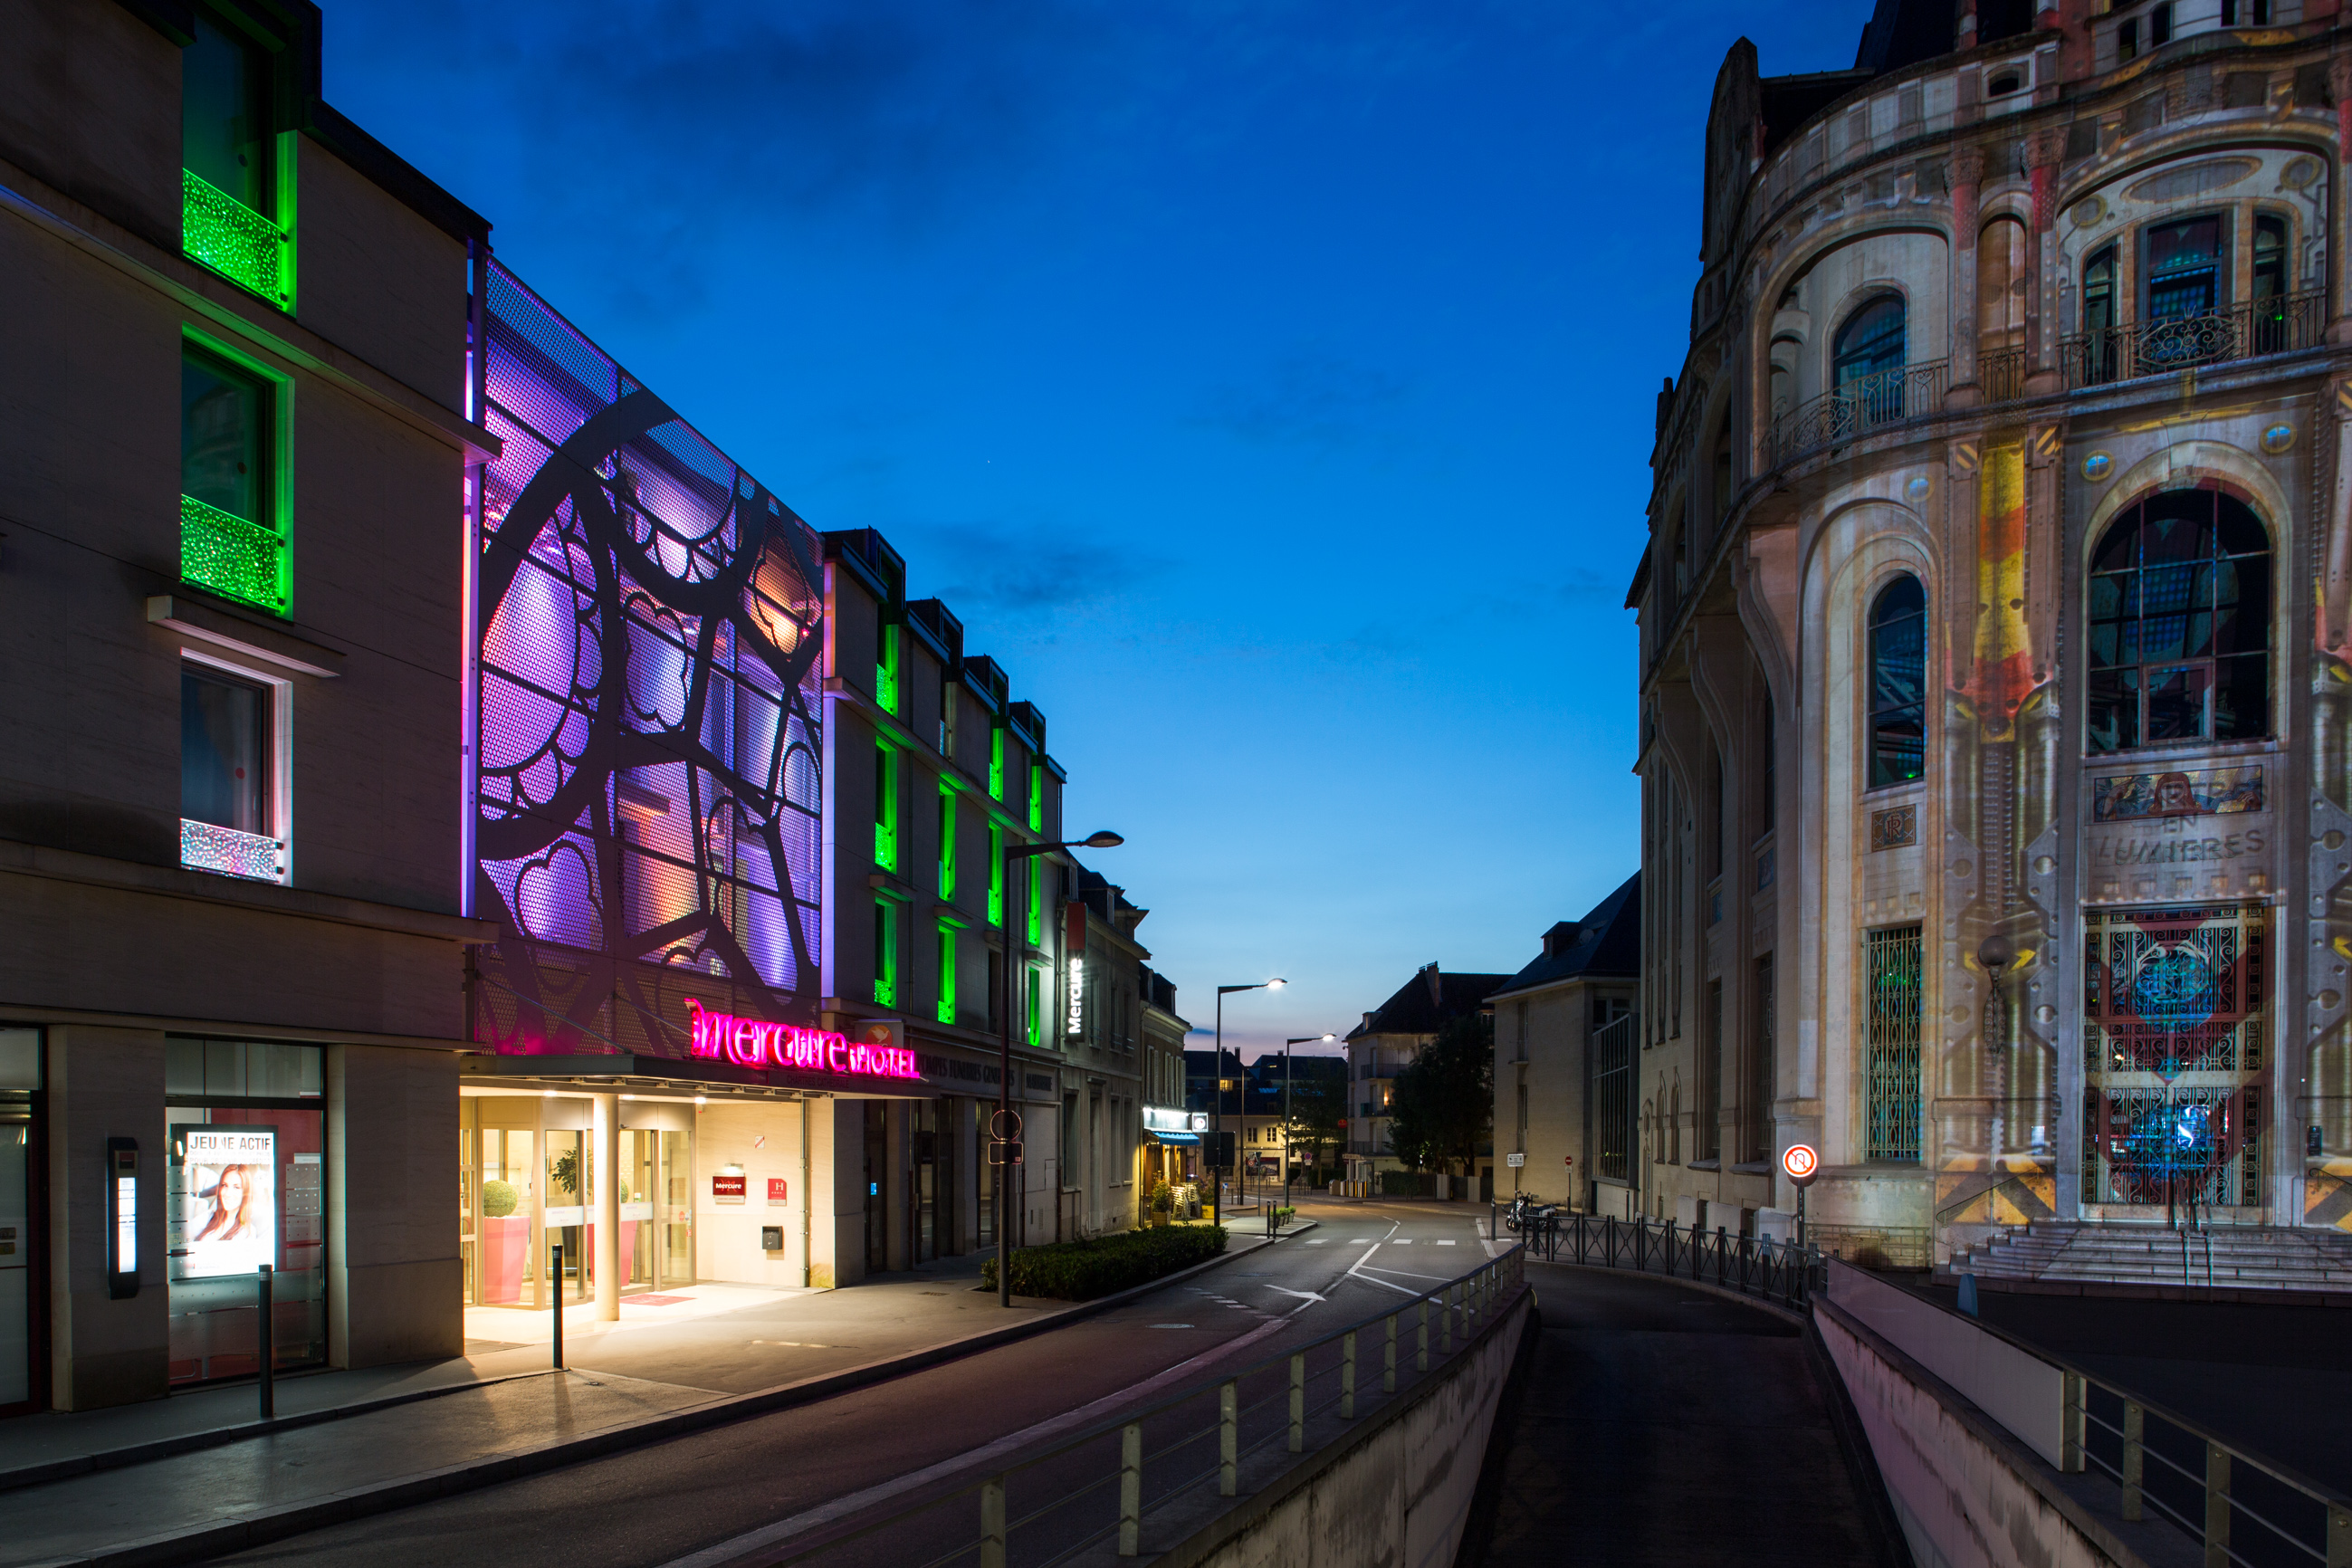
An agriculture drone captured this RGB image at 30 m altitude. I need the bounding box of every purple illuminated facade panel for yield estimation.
[468,263,824,1056]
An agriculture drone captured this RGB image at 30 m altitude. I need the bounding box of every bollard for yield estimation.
[1118,1422,1142,1557]
[980,1475,1008,1568]
[550,1242,565,1371]
[1342,1331,1357,1419]
[1289,1353,1305,1452]
[1219,1380,1238,1496]
[2204,1443,2231,1568]
[1384,1314,1398,1394]
[256,1264,274,1420]
[2122,1401,2145,1521]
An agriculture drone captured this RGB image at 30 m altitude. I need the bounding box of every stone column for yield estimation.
[592,1091,620,1322]
[2025,126,2069,394]
[2330,55,2352,346]
[1947,145,1986,408]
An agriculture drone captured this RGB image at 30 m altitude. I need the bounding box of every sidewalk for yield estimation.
[0,1238,1277,1566]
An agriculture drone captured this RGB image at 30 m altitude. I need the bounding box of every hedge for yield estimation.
[980,1222,1229,1300]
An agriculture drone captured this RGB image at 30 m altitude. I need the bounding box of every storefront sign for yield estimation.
[1143,1106,1208,1133]
[174,1126,277,1279]
[1066,956,1085,1038]
[768,1178,789,1204]
[713,1169,747,1204]
[686,999,919,1079]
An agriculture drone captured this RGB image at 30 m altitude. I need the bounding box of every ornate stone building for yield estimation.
[1634,0,2352,1267]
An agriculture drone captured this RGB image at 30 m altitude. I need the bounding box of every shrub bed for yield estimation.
[980,1222,1229,1300]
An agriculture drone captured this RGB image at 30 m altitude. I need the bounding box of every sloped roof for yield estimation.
[1486,874,1640,1001]
[1345,964,1513,1043]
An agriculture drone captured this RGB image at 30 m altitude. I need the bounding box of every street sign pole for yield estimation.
[1781,1143,1821,1248]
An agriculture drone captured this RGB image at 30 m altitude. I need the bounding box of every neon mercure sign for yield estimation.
[685,999,920,1079]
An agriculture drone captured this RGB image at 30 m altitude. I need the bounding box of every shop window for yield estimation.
[182,341,289,614]
[181,9,292,307]
[164,1037,324,1386]
[2088,487,2271,752]
[181,661,282,882]
[0,1029,34,1413]
[1869,574,1928,786]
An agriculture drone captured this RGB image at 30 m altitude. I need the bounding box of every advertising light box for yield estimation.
[173,1125,277,1279]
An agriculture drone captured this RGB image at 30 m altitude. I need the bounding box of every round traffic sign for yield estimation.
[1781,1143,1820,1185]
[991,1109,1023,1140]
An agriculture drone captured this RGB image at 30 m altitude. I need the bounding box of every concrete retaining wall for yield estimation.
[1826,1261,2067,1468]
[1163,1291,1532,1568]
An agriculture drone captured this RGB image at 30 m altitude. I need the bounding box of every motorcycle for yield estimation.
[1503,1192,1547,1233]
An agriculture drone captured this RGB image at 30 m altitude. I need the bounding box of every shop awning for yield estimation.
[1149,1130,1201,1145]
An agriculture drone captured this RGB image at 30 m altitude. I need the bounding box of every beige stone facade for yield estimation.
[1637,5,2352,1267]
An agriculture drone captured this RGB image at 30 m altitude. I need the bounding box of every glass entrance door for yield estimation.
[0,1104,32,1411]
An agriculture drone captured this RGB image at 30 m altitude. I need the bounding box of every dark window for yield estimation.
[1869,575,1928,787]
[1987,72,2022,98]
[1978,0,2034,40]
[2087,487,2271,753]
[2253,215,2290,352]
[182,11,272,212]
[1833,296,1907,424]
[182,664,269,835]
[2083,244,2117,335]
[182,347,269,524]
[2150,3,2173,44]
[2118,18,2140,59]
[2146,215,2223,321]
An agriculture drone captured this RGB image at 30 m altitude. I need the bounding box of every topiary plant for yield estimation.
[482,1179,519,1218]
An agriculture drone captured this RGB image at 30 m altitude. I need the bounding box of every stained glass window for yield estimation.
[1865,925,1923,1162]
[2087,487,2271,753]
[1869,575,1927,786]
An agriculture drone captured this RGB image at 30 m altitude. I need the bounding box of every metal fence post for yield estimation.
[2329,1503,2352,1568]
[2061,1372,2086,1473]
[2122,1401,2145,1521]
[1119,1421,1142,1556]
[1342,1331,1358,1419]
[256,1264,274,1420]
[1385,1313,1398,1393]
[981,1475,1008,1568]
[1418,1299,1430,1372]
[1219,1380,1239,1496]
[1440,1285,1454,1355]
[550,1242,564,1371]
[2204,1443,2231,1568]
[1289,1353,1306,1452]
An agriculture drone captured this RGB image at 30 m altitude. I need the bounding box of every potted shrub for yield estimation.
[479,1180,529,1303]
[1149,1181,1172,1229]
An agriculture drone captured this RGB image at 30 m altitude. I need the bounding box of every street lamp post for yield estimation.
[1211,980,1285,1227]
[1281,1034,1335,1199]
[997,828,1125,1308]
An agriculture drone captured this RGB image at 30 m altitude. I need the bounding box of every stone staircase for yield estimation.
[1950,1221,2352,1292]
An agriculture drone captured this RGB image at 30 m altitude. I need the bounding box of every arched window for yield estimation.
[1835,295,1907,425]
[1869,575,1928,786]
[2088,487,2271,752]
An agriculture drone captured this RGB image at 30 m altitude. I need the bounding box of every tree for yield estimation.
[1385,1012,1493,1178]
[1282,1074,1344,1182]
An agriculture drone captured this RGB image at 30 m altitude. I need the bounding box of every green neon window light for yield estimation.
[1027,859,1043,945]
[1028,764,1044,833]
[874,899,897,1008]
[874,742,898,870]
[877,622,901,715]
[937,787,957,900]
[990,727,1005,801]
[1026,967,1041,1047]
[936,923,956,1025]
[180,336,291,615]
[183,167,293,307]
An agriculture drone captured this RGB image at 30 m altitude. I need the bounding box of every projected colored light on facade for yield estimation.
[468,263,825,1056]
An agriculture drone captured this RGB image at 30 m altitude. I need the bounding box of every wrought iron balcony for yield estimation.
[2060,288,2327,390]
[1765,359,1948,469]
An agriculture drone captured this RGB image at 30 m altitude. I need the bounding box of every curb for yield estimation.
[24,1230,1286,1568]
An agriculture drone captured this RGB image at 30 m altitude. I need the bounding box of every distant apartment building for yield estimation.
[1342,964,1508,1183]
[1487,876,1640,1216]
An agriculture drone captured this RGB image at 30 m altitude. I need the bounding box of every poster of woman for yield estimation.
[175,1127,276,1279]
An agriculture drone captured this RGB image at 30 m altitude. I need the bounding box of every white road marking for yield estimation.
[659,1297,1309,1568]
[1391,1239,1413,1246]
[1348,1271,1425,1296]
[1306,1238,1328,1245]
[1359,1265,1451,1282]
[1435,1239,1457,1246]
[1267,1286,1324,1305]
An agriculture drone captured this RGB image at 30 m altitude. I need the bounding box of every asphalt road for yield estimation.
[1470,1264,1899,1568]
[206,1200,1502,1568]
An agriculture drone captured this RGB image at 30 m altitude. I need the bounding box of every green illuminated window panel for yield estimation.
[874,900,897,1008]
[1028,764,1043,832]
[936,923,957,1025]
[1027,859,1043,945]
[181,343,287,614]
[182,170,291,306]
[937,787,957,900]
[180,494,287,612]
[990,727,1005,801]
[876,623,900,715]
[1027,967,1041,1047]
[874,742,898,870]
[989,824,1004,927]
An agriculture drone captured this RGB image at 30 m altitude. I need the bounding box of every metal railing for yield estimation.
[2060,289,2327,390]
[1523,1211,1821,1310]
[749,1244,1529,1567]
[1766,359,1949,468]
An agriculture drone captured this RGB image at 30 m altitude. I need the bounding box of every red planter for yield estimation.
[480,1215,530,1304]
[585,1220,638,1286]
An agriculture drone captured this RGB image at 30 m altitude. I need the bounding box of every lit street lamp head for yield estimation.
[1080,830,1124,848]
[1267,978,1287,990]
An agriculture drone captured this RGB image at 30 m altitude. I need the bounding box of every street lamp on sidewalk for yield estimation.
[1281,1034,1335,1199]
[1211,980,1284,1226]
[997,827,1125,1308]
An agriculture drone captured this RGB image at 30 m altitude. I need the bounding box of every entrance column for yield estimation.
[593,1092,620,1322]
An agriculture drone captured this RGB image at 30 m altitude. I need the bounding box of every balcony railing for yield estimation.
[181,819,284,883]
[1765,359,1949,469]
[2060,288,2327,389]
[181,493,289,614]
[182,168,290,307]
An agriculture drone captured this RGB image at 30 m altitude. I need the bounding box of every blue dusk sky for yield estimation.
[325,1,1861,1062]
